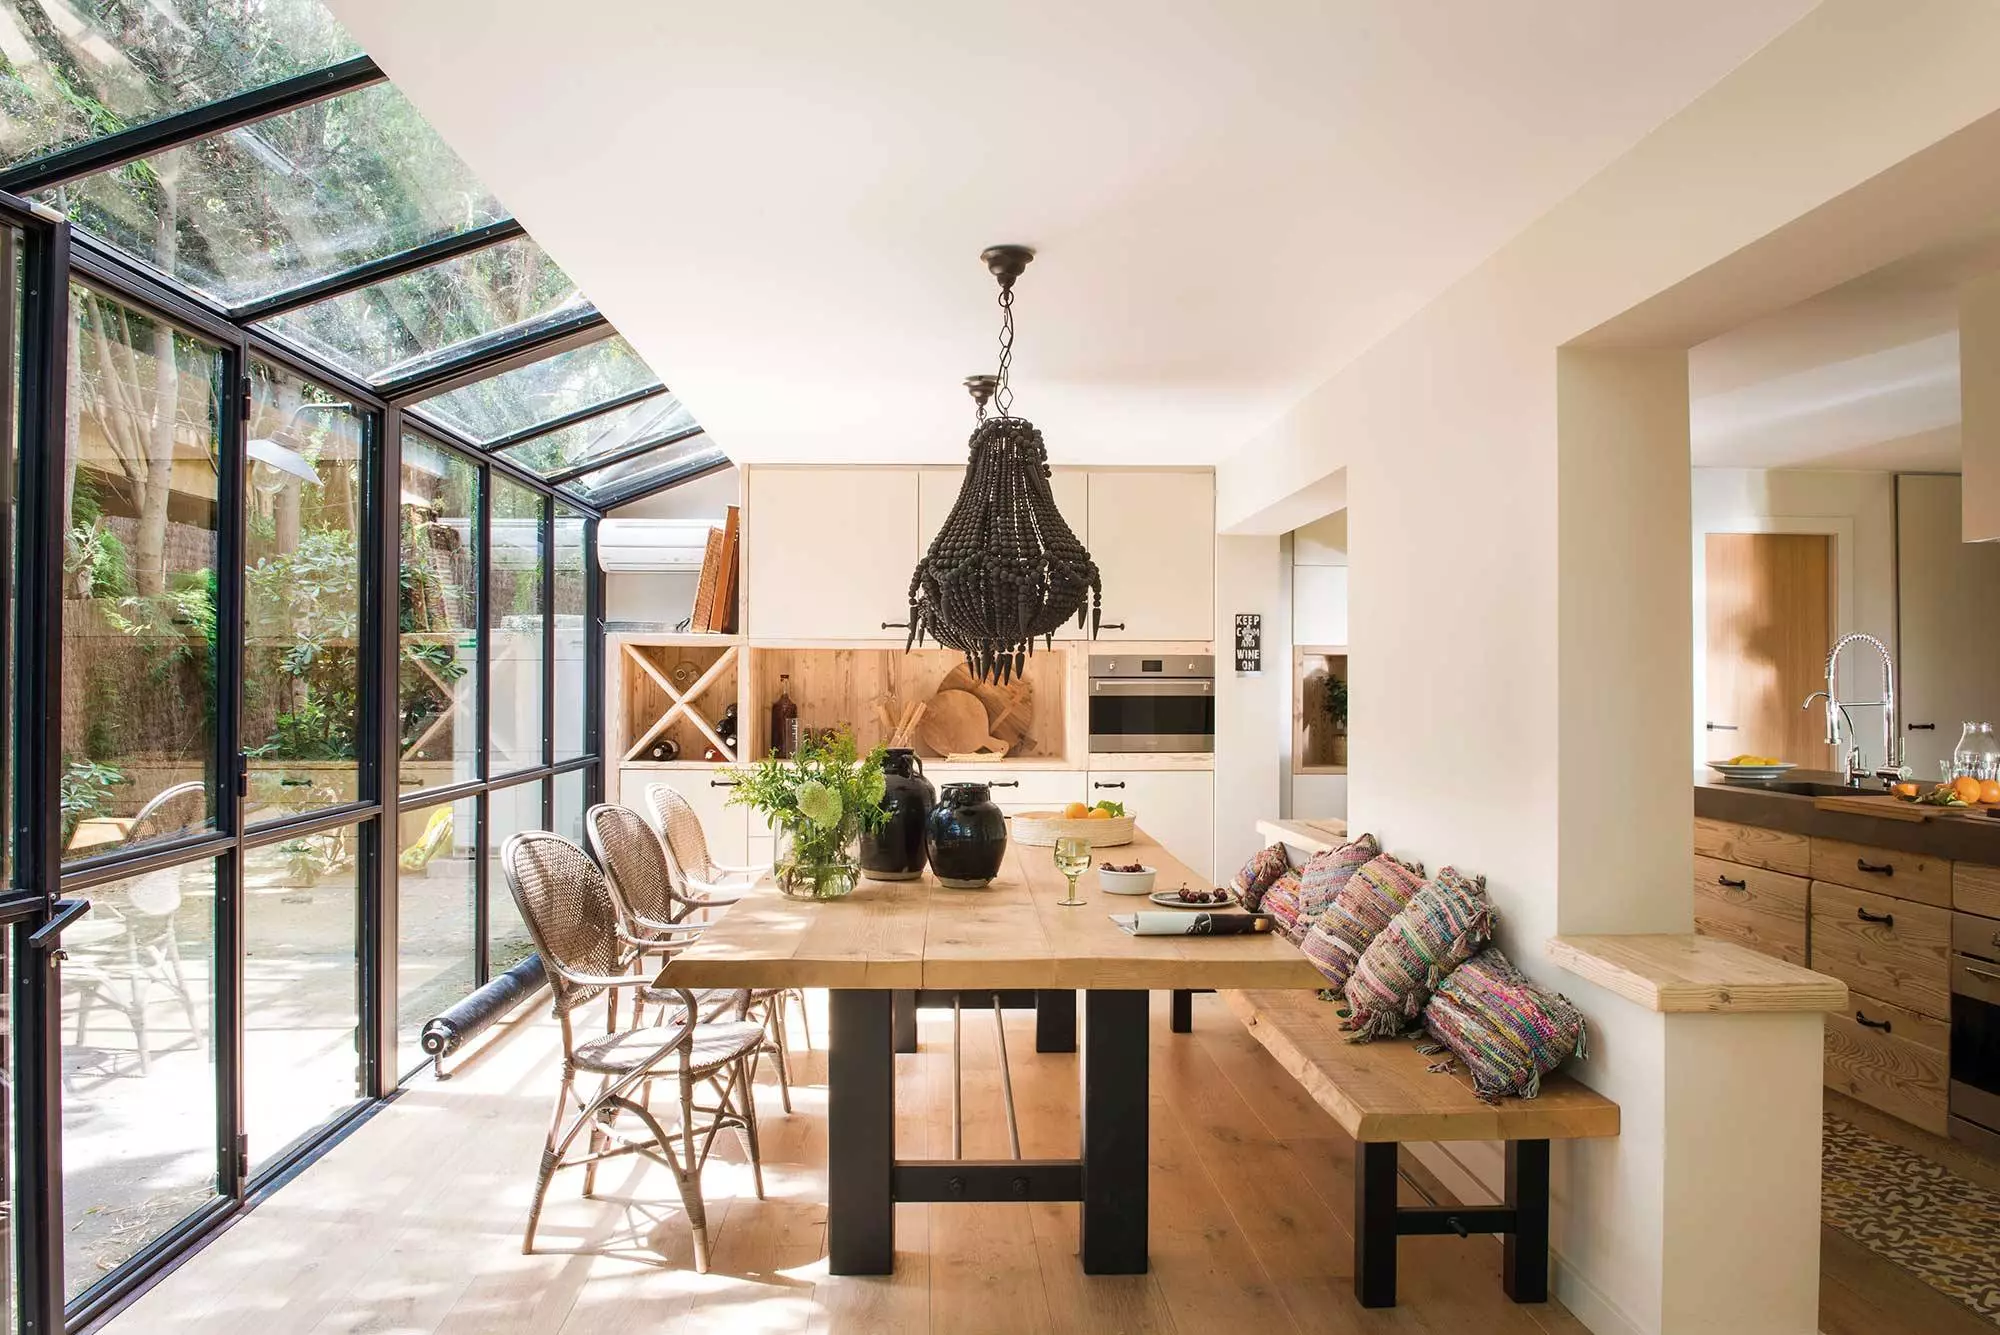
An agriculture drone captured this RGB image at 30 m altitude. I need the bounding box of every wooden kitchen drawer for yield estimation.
[1692,856,1808,966]
[1693,817,1809,877]
[1808,836,1952,907]
[1957,860,2000,918]
[1824,990,1949,1136]
[1808,882,1952,1020]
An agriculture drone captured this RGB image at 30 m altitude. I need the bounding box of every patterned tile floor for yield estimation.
[1823,1115,2000,1327]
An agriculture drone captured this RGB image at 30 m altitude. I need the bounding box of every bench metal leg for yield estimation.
[892,988,917,1053]
[1035,988,1075,1053]
[1504,1139,1551,1303]
[828,989,895,1274]
[1354,1140,1399,1307]
[1080,988,1148,1273]
[1170,988,1193,1032]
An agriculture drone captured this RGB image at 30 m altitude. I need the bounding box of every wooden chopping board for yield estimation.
[1814,792,1999,823]
[919,690,992,755]
[938,662,1035,752]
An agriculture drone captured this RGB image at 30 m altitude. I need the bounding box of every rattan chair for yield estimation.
[501,831,765,1269]
[643,782,768,918]
[586,803,800,1113]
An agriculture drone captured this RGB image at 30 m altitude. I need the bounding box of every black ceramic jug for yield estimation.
[924,782,1008,889]
[860,748,935,881]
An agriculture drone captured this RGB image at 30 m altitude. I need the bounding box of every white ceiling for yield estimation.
[326,0,1815,467]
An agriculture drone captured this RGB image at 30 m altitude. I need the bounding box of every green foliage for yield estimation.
[1321,670,1348,730]
[65,522,131,599]
[730,731,889,882]
[59,758,124,843]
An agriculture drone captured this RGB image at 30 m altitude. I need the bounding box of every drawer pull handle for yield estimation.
[1855,907,1895,928]
[1705,723,1738,732]
[1907,722,1937,732]
[1098,622,1126,631]
[709,779,736,789]
[880,621,910,630]
[1855,859,1894,876]
[1854,1011,1892,1033]
[987,780,1020,788]
[1716,874,1747,890]
[1094,781,1126,790]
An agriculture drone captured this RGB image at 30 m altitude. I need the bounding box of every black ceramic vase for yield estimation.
[860,748,935,881]
[924,782,1009,889]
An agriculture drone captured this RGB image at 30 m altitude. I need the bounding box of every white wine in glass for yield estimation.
[1054,836,1091,907]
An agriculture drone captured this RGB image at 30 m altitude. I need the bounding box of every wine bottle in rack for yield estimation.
[770,675,799,759]
[647,738,680,763]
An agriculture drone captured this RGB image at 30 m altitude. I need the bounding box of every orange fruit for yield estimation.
[1952,775,1984,804]
[1063,802,1090,820]
[1982,779,2000,805]
[1087,808,1112,820]
[1891,781,1919,799]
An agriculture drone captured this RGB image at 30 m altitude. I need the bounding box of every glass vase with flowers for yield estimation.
[729,729,888,900]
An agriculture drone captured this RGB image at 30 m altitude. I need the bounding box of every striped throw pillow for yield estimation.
[1259,870,1306,940]
[1301,848,1420,989]
[1230,843,1293,910]
[1423,947,1587,1100]
[1343,867,1494,1039]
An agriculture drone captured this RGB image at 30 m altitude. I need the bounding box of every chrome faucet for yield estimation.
[1802,633,1901,787]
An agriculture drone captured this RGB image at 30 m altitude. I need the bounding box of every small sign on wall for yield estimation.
[1234,612,1262,674]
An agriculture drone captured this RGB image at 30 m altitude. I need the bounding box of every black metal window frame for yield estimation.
[2,185,611,1331]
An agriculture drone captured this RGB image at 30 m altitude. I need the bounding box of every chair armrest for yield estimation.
[683,876,749,902]
[712,861,771,877]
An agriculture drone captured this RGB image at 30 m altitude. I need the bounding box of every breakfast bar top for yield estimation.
[656,828,1326,992]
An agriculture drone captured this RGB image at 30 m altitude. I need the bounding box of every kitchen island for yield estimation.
[1693,773,2000,1149]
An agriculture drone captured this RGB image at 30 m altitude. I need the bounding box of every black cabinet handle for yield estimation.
[1854,1011,1892,1032]
[988,780,1020,788]
[1856,859,1894,876]
[1098,622,1126,631]
[1094,781,1126,790]
[1716,874,1747,890]
[1907,722,1936,731]
[710,779,736,788]
[1856,906,1895,927]
[1705,722,1738,732]
[881,621,909,630]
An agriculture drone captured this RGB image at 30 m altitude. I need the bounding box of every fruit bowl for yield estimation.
[1096,863,1157,895]
[1010,810,1136,847]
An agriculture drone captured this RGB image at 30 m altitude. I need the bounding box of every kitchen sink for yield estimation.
[1746,780,1891,798]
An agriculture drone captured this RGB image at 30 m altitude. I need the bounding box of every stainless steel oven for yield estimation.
[1951,908,2000,1154]
[1087,654,1214,754]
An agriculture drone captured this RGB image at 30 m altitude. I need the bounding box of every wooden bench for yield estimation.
[1218,987,1620,1309]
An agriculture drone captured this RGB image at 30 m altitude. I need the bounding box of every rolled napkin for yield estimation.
[1110,912,1275,936]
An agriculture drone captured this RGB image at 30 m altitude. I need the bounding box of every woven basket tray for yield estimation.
[1010,811,1137,848]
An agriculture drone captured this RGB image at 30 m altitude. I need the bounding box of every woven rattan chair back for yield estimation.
[645,782,719,887]
[500,831,621,1015]
[585,803,677,929]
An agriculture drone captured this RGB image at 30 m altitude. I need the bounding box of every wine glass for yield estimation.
[1054,836,1092,907]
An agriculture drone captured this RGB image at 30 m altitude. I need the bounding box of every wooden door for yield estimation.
[1087,470,1215,641]
[1897,474,2000,778]
[1704,533,1832,766]
[745,467,919,639]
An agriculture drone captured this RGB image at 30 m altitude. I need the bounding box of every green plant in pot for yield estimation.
[729,729,889,900]
[1320,668,1348,766]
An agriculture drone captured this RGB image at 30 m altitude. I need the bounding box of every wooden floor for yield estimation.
[96,993,1963,1335]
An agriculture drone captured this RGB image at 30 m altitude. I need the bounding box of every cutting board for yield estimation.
[919,690,993,756]
[938,662,1036,752]
[1814,792,1999,823]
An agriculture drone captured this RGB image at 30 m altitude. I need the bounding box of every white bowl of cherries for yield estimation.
[1096,861,1158,895]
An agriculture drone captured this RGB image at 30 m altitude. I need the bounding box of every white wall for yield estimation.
[1213,535,1289,878]
[1688,467,1896,763]
[603,466,740,627]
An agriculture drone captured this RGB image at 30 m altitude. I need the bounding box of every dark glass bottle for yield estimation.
[924,782,1008,889]
[770,674,799,758]
[715,703,739,750]
[860,749,935,881]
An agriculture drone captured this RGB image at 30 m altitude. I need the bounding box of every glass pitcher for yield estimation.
[1955,722,1986,777]
[1977,723,2000,781]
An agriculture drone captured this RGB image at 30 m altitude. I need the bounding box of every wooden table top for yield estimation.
[658,828,1327,992]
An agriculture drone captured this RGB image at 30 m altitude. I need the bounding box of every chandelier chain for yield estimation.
[994,286,1016,417]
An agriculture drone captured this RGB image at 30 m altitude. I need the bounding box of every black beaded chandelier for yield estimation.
[904,245,1102,683]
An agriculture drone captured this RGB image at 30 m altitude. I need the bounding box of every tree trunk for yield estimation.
[132,169,181,597]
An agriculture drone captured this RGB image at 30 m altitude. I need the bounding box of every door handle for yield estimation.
[987,780,1020,789]
[1907,722,1937,731]
[1716,874,1746,890]
[1098,622,1125,632]
[1855,906,1895,928]
[1856,859,1894,877]
[880,621,909,630]
[1705,723,1738,732]
[709,779,736,788]
[1854,1011,1892,1033]
[1093,781,1126,790]
[29,898,94,952]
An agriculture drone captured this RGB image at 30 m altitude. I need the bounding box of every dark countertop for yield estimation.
[1695,771,2000,866]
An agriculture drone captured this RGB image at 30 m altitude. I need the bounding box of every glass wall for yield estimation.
[395,795,476,1075]
[488,477,545,775]
[398,434,479,793]
[554,504,588,763]
[486,781,544,976]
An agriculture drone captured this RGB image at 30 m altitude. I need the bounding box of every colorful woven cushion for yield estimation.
[1296,833,1380,927]
[1343,867,1494,1039]
[1302,849,1421,989]
[1230,843,1293,909]
[1259,870,1306,940]
[1423,947,1587,1100]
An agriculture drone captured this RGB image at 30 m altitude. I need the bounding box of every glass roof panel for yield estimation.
[0,0,360,171]
[406,334,660,445]
[251,235,588,384]
[568,432,727,507]
[32,81,505,306]
[498,392,698,476]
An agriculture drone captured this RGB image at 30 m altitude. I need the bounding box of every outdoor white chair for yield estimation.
[501,831,765,1270]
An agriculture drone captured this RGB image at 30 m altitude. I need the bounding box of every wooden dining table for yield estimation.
[656,828,1322,1276]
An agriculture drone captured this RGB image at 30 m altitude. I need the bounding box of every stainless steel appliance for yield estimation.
[1087,655,1214,754]
[1951,908,2000,1155]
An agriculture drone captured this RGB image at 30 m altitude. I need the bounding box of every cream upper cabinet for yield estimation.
[1089,768,1214,881]
[918,467,1092,639]
[1087,470,1214,641]
[747,467,920,639]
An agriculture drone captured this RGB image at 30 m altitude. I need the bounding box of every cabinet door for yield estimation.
[1897,474,2000,778]
[1089,769,1213,880]
[1087,471,1214,640]
[919,468,1092,639]
[924,767,1086,817]
[634,770,750,868]
[747,468,919,639]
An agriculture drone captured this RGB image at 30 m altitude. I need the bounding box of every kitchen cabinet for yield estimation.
[918,467,1092,640]
[1808,881,1951,1021]
[1087,471,1214,641]
[1693,817,1809,877]
[1088,768,1213,881]
[1808,835,1952,908]
[924,767,1085,817]
[1824,996,1950,1136]
[618,766,750,868]
[746,467,920,640]
[1691,855,1808,966]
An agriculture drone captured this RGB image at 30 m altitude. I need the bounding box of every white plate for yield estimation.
[1148,890,1237,910]
[1707,761,1797,781]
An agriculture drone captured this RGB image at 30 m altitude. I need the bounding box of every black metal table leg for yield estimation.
[1354,1140,1399,1307]
[1080,988,1148,1273]
[1035,988,1075,1053]
[1170,988,1193,1033]
[828,989,895,1275]
[892,988,917,1053]
[1504,1139,1550,1303]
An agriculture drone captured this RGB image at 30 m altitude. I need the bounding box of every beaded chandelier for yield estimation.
[904,246,1102,683]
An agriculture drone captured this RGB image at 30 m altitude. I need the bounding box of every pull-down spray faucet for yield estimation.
[1802,633,1901,787]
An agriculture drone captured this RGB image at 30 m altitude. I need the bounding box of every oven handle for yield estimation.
[1090,679,1214,697]
[1955,956,2000,1004]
